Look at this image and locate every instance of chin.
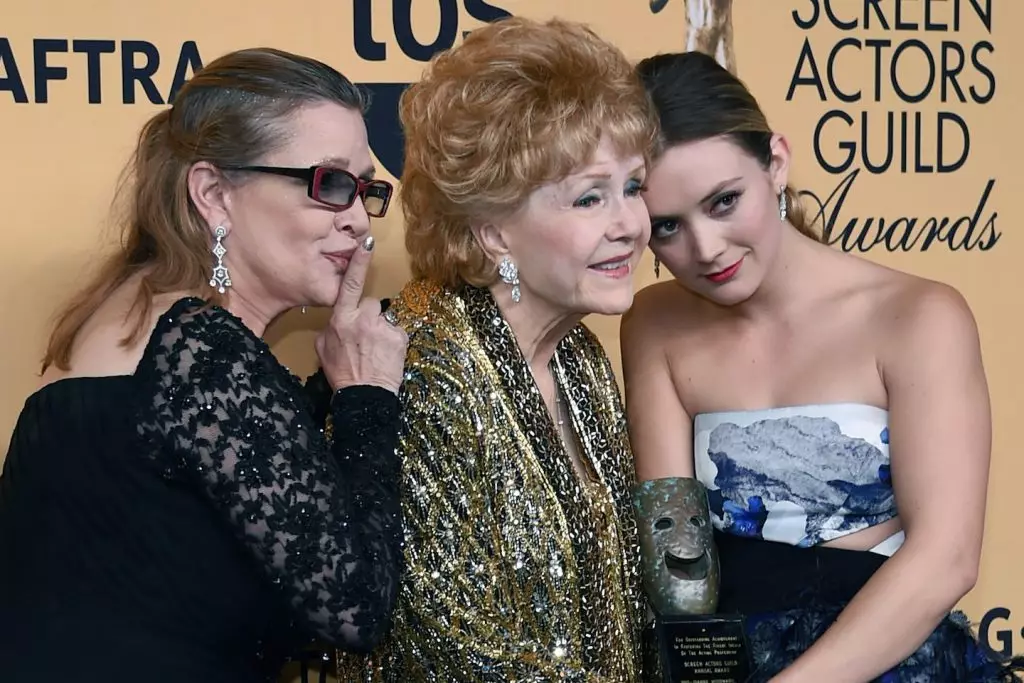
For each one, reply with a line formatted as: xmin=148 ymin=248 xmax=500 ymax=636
xmin=308 ymin=280 xmax=342 ymax=309
xmin=698 ymin=282 xmax=757 ymax=307
xmin=584 ymin=289 xmax=636 ymax=317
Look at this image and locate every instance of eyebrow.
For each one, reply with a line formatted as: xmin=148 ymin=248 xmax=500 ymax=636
xmin=315 ymin=155 xmax=377 ymax=179
xmin=314 ymin=155 xmax=349 ymax=167
xmin=571 ymin=163 xmax=647 ymax=182
xmin=648 ymin=176 xmax=744 ymax=223
xmin=698 ymin=176 xmax=743 ymax=203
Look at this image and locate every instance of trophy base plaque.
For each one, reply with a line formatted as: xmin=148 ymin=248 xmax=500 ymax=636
xmin=655 ymin=613 xmax=751 ymax=683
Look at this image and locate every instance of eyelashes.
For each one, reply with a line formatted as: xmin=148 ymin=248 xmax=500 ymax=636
xmin=572 ymin=178 xmax=647 ymax=208
xmin=648 ymin=189 xmax=744 ymax=240
xmin=711 ymin=190 xmax=742 ymax=215
xmin=651 ymin=219 xmax=680 ymax=240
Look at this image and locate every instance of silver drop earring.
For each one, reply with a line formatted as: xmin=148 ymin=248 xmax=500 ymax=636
xmin=209 ymin=225 xmax=232 ymax=294
xmin=779 ymin=186 xmax=788 ymax=222
xmin=300 ymin=306 xmax=307 ymax=315
xmin=498 ymin=255 xmax=521 ymax=303
xmin=654 ymin=257 xmax=661 ymax=279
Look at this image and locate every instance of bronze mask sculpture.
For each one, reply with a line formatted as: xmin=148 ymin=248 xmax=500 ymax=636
xmin=633 ymin=476 xmax=719 ymax=616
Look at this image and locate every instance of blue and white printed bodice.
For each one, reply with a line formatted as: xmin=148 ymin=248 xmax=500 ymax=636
xmin=693 ymin=403 xmax=904 ymax=556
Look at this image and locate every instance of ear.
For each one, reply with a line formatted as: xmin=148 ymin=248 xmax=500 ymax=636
xmin=470 ymin=219 xmax=512 ymax=265
xmin=187 ymin=161 xmax=232 ymax=236
xmin=767 ymin=133 xmax=792 ymax=191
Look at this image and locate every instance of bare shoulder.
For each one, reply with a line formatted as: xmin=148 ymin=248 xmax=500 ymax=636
xmin=627 ymin=280 xmax=688 ymax=321
xmin=870 ymin=267 xmax=981 ymax=369
xmin=826 ymin=251 xmax=975 ymax=332
xmin=621 ymin=281 xmax=701 ymax=343
xmin=42 ymin=285 xmax=196 ymax=386
xmin=879 ymin=272 xmax=977 ymax=339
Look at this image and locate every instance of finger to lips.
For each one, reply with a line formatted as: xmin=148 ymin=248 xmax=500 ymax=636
xmin=334 ymin=235 xmax=375 ymax=317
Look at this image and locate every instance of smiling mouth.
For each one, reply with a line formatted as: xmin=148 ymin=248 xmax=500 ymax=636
xmin=588 ymin=253 xmax=633 ymax=275
xmin=704 ymin=257 xmax=743 ymax=284
xmin=590 ymin=258 xmax=629 ymax=270
xmin=664 ymin=550 xmax=711 ymax=581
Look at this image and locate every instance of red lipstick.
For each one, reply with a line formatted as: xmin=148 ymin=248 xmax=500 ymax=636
xmin=704 ymin=257 xmax=743 ymax=284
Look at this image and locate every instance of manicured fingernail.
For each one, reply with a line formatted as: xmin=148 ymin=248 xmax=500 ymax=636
xmin=363 ymin=236 xmax=375 ymax=251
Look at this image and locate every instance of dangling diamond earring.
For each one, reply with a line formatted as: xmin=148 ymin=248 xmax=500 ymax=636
xmin=654 ymin=257 xmax=661 ymax=279
xmin=300 ymin=306 xmax=307 ymax=315
xmin=209 ymin=225 xmax=232 ymax=293
xmin=498 ymin=255 xmax=521 ymax=303
xmin=778 ymin=186 xmax=788 ymax=222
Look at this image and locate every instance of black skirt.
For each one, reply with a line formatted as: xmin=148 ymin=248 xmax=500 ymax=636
xmin=712 ymin=531 xmax=1024 ymax=683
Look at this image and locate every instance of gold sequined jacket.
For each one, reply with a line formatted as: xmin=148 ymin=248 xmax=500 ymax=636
xmin=337 ymin=280 xmax=646 ymax=682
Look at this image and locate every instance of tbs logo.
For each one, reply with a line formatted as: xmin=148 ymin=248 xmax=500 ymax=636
xmin=353 ymin=0 xmax=511 ymax=179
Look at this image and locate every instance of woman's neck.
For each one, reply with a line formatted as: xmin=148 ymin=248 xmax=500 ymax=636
xmin=733 ymin=225 xmax=827 ymax=322
xmin=223 ymin=290 xmax=276 ymax=338
xmin=488 ymin=284 xmax=582 ymax=376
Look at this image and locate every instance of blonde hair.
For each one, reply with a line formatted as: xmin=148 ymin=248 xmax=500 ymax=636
xmin=399 ymin=16 xmax=660 ymax=288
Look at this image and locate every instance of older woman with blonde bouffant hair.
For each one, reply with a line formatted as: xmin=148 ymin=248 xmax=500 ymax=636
xmin=337 ymin=15 xmax=658 ymax=683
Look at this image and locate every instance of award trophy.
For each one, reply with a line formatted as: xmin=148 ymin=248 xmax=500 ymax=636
xmin=633 ymin=477 xmax=751 ymax=682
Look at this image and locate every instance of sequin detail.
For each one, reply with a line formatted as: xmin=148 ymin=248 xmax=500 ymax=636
xmin=134 ymin=297 xmax=404 ymax=652
xmin=337 ymin=282 xmax=645 ymax=682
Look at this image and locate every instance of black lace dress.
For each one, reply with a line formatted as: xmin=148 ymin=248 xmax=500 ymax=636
xmin=0 ymin=297 xmax=404 ymax=682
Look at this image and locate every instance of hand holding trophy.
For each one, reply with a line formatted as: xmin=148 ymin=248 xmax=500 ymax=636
xmin=633 ymin=478 xmax=752 ymax=682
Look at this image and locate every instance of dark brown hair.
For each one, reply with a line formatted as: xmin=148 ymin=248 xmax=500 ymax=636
xmin=636 ymin=51 xmax=819 ymax=241
xmin=42 ymin=47 xmax=367 ymax=372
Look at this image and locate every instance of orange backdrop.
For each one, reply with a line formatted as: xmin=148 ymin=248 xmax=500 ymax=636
xmin=1 ymin=0 xmax=1020 ymax=667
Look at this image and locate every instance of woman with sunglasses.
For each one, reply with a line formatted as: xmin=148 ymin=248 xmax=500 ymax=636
xmin=0 ymin=48 xmax=407 ymax=683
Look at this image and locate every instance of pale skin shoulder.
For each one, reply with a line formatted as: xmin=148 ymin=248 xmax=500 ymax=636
xmin=40 ymin=280 xmax=194 ymax=387
xmin=775 ymin=264 xmax=991 ymax=683
xmin=620 ymin=280 xmax=706 ymax=481
xmin=875 ymin=268 xmax=989 ymax=578
xmin=858 ymin=257 xmax=989 ymax=572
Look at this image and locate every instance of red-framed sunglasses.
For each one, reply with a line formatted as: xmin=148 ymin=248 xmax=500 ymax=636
xmin=225 ymin=165 xmax=394 ymax=217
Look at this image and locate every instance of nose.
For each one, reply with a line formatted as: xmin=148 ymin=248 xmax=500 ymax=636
xmin=335 ymin=197 xmax=372 ymax=240
xmin=689 ymin=221 xmax=726 ymax=264
xmin=608 ymin=195 xmax=647 ymax=244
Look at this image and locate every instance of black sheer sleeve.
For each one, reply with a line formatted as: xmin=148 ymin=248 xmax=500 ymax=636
xmin=302 ymin=368 xmax=332 ymax=429
xmin=134 ymin=298 xmax=404 ymax=653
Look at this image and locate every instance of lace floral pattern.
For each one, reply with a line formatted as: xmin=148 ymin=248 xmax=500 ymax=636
xmin=134 ymin=297 xmax=404 ymax=652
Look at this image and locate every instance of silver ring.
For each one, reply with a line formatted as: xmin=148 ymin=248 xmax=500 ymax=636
xmin=382 ymin=309 xmax=399 ymax=326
